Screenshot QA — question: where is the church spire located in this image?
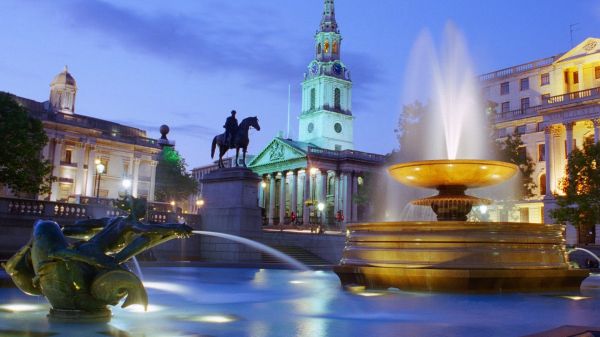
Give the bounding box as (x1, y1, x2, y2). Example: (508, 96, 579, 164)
(319, 0, 338, 33)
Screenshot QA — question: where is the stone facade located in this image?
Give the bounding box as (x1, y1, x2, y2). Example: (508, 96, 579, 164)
(482, 37, 600, 243)
(4, 67, 161, 203)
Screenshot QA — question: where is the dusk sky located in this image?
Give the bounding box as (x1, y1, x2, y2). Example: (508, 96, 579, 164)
(1, 0, 599, 168)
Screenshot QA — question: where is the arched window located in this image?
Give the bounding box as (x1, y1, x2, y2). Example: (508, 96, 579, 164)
(333, 41, 338, 54)
(334, 88, 341, 109)
(324, 40, 330, 54)
(317, 43, 321, 55)
(310, 88, 316, 110)
(328, 176, 335, 195)
(539, 174, 546, 195)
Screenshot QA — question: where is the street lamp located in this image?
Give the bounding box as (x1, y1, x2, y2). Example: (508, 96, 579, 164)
(95, 161, 105, 199)
(122, 178, 132, 193)
(317, 202, 325, 234)
(261, 181, 267, 189)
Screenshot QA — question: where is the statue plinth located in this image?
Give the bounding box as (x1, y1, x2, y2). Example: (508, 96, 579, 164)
(200, 167, 262, 263)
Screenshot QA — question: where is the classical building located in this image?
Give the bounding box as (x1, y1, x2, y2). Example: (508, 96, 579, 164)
(248, 0, 385, 228)
(6, 66, 161, 202)
(482, 37, 600, 243)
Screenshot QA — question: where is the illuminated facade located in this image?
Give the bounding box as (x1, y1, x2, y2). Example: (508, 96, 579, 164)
(247, 0, 384, 228)
(7, 67, 161, 202)
(481, 37, 600, 243)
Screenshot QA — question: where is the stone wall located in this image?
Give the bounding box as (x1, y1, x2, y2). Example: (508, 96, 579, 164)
(261, 231, 346, 263)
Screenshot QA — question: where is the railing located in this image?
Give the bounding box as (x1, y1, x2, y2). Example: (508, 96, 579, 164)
(542, 87, 600, 108)
(495, 105, 542, 123)
(308, 147, 386, 163)
(479, 55, 558, 82)
(2, 197, 89, 219)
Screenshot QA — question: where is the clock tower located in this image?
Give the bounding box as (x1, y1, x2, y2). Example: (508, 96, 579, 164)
(299, 0, 354, 151)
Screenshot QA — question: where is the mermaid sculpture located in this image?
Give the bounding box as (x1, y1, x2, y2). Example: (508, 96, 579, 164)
(2, 197, 192, 322)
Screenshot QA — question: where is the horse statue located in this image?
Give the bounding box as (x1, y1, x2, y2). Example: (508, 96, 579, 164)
(211, 116, 260, 168)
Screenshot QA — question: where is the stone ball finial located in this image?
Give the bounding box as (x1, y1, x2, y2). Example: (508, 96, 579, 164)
(159, 124, 170, 139)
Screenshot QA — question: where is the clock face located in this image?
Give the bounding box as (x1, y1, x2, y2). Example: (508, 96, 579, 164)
(311, 63, 319, 75)
(334, 122, 342, 133)
(308, 122, 314, 133)
(333, 63, 342, 75)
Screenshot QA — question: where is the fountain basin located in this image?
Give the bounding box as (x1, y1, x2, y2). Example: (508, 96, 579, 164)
(334, 221, 589, 292)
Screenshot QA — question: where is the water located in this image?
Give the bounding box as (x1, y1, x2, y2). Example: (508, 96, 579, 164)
(128, 257, 144, 282)
(1, 267, 599, 337)
(570, 247, 600, 264)
(191, 230, 310, 271)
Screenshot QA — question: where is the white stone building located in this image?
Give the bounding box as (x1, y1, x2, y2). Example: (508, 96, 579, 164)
(481, 38, 600, 243)
(6, 67, 161, 203)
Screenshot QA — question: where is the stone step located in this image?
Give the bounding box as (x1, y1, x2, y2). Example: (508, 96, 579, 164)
(261, 244, 331, 266)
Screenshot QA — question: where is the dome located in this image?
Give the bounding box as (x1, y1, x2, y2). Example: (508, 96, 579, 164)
(50, 66, 76, 87)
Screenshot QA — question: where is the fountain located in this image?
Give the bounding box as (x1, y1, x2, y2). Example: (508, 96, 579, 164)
(1, 197, 193, 322)
(334, 25, 589, 292)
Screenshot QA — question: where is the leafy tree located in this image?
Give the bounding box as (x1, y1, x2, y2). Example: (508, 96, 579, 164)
(394, 100, 428, 154)
(551, 139, 600, 241)
(0, 92, 54, 196)
(495, 132, 536, 199)
(154, 146, 198, 202)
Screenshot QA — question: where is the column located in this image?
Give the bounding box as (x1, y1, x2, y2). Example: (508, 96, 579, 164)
(578, 64, 584, 92)
(258, 176, 265, 208)
(564, 122, 574, 156)
(303, 170, 310, 225)
(544, 126, 553, 198)
(343, 172, 352, 225)
(268, 174, 276, 225)
(148, 161, 157, 201)
(319, 170, 327, 224)
(132, 158, 141, 197)
(85, 145, 96, 196)
(74, 143, 86, 202)
(279, 171, 287, 225)
(352, 173, 359, 222)
(50, 139, 63, 201)
(290, 170, 298, 216)
(333, 171, 340, 212)
(593, 119, 600, 144)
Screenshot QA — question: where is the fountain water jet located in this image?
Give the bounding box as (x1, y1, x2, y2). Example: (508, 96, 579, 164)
(192, 230, 310, 271)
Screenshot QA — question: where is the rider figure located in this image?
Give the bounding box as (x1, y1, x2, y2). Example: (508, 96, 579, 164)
(224, 110, 238, 148)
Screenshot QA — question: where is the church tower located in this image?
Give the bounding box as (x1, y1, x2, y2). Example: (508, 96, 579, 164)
(299, 0, 354, 151)
(49, 66, 77, 114)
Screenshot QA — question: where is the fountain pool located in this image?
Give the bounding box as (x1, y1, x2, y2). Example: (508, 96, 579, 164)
(1, 266, 600, 337)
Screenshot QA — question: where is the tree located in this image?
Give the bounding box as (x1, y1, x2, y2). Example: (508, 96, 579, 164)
(0, 92, 54, 196)
(495, 132, 536, 199)
(154, 146, 198, 202)
(394, 100, 428, 154)
(551, 139, 600, 243)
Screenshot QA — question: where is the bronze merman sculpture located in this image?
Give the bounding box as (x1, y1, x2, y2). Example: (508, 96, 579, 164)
(2, 197, 192, 322)
(211, 115, 260, 168)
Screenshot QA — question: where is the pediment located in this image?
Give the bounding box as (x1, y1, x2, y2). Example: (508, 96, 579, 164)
(248, 138, 307, 168)
(555, 38, 600, 63)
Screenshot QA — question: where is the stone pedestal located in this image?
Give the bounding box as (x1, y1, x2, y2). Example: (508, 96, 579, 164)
(200, 167, 262, 263)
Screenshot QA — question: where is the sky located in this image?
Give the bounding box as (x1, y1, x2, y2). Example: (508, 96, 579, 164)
(1, 0, 599, 168)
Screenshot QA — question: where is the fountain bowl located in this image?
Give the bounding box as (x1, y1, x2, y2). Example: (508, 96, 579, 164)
(388, 159, 518, 189)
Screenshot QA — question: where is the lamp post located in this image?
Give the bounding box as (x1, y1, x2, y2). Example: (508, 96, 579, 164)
(195, 198, 204, 214)
(317, 202, 325, 234)
(122, 178, 132, 195)
(95, 160, 105, 199)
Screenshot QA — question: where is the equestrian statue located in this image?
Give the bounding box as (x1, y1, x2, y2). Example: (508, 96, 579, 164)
(211, 110, 260, 168)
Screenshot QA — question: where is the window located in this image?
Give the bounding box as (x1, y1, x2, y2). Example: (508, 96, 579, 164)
(520, 97, 530, 111)
(539, 174, 547, 195)
(517, 146, 527, 162)
(519, 208, 529, 222)
(64, 149, 72, 164)
(541, 73, 550, 86)
(573, 71, 579, 84)
(515, 125, 527, 134)
(324, 40, 330, 53)
(564, 71, 569, 84)
(541, 93, 550, 103)
(501, 101, 510, 113)
(310, 88, 316, 110)
(333, 41, 338, 54)
(596, 66, 600, 79)
(497, 128, 507, 138)
(500, 82, 509, 95)
(334, 88, 341, 109)
(538, 144, 545, 162)
(520, 78, 529, 91)
(317, 43, 321, 54)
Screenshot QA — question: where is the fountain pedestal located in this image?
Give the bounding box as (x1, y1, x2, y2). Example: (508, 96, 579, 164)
(334, 160, 589, 292)
(200, 167, 262, 263)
